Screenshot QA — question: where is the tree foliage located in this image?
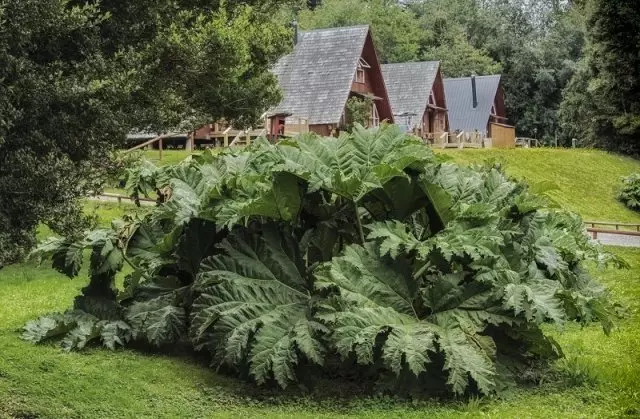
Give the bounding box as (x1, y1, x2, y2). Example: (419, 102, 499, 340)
(0, 0, 294, 265)
(618, 174, 640, 211)
(343, 96, 374, 132)
(26, 125, 622, 396)
(559, 0, 640, 154)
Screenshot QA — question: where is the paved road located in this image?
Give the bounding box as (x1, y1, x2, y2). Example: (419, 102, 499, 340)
(595, 232, 640, 248)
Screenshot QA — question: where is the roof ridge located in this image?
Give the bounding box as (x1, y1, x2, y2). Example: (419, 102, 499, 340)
(299, 25, 370, 35)
(382, 60, 440, 67)
(445, 74, 502, 81)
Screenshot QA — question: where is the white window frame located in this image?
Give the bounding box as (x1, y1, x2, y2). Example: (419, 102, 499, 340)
(355, 57, 370, 84)
(370, 102, 380, 127)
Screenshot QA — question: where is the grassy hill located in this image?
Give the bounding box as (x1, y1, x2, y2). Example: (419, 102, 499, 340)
(437, 148, 640, 223)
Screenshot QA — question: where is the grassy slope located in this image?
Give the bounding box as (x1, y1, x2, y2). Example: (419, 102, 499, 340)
(437, 148, 640, 223)
(0, 204, 639, 417)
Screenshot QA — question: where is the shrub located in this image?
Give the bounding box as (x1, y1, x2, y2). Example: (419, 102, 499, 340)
(25, 125, 624, 396)
(618, 173, 640, 211)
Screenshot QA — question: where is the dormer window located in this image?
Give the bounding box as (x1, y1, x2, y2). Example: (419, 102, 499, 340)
(355, 57, 370, 84)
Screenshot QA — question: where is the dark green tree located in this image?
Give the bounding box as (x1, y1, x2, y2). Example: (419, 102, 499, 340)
(0, 0, 293, 265)
(560, 0, 640, 154)
(298, 0, 423, 63)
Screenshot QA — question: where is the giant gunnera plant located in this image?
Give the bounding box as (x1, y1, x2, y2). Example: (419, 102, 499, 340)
(25, 125, 623, 396)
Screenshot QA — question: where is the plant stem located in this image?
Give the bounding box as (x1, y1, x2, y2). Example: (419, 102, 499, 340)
(413, 262, 430, 280)
(354, 201, 365, 244)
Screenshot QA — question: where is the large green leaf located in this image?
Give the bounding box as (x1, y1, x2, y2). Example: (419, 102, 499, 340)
(214, 172, 303, 227)
(315, 243, 497, 394)
(279, 124, 434, 202)
(190, 225, 324, 388)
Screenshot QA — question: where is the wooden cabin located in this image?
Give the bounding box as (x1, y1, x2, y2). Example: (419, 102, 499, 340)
(267, 25, 394, 138)
(381, 61, 449, 141)
(443, 75, 515, 148)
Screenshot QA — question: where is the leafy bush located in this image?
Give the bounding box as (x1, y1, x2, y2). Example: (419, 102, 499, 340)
(618, 173, 640, 211)
(25, 125, 623, 396)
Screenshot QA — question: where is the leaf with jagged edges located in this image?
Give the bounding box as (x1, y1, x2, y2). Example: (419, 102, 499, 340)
(420, 224, 504, 265)
(155, 165, 217, 226)
(126, 295, 187, 347)
(22, 310, 132, 351)
(190, 225, 324, 388)
(437, 321, 496, 395)
(279, 124, 434, 202)
(29, 230, 122, 279)
(366, 220, 421, 259)
(503, 280, 566, 324)
(423, 273, 517, 331)
(214, 172, 303, 228)
(125, 221, 176, 273)
(100, 321, 132, 350)
(22, 312, 77, 344)
(315, 243, 496, 394)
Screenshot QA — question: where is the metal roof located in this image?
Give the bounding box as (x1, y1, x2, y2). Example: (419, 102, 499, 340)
(444, 75, 501, 133)
(381, 61, 440, 120)
(270, 26, 370, 125)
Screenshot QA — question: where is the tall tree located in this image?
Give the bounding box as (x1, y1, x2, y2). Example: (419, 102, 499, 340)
(298, 0, 423, 63)
(560, 0, 640, 154)
(0, 0, 293, 265)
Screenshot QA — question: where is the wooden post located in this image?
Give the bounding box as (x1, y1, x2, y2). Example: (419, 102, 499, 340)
(186, 131, 195, 151)
(246, 130, 251, 146)
(159, 137, 163, 161)
(224, 133, 229, 147)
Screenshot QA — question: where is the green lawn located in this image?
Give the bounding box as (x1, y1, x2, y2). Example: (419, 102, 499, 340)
(141, 149, 196, 166)
(36, 201, 143, 240)
(437, 148, 640, 223)
(1, 241, 638, 418)
(140, 149, 223, 166)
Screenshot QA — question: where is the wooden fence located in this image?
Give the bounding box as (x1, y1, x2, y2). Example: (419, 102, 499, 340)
(584, 221, 640, 239)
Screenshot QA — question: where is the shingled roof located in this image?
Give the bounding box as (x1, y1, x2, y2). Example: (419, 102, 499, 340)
(381, 61, 440, 119)
(270, 26, 371, 125)
(444, 75, 502, 133)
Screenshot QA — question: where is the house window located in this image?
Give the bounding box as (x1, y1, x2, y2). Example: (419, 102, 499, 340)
(370, 102, 380, 127)
(355, 57, 371, 84)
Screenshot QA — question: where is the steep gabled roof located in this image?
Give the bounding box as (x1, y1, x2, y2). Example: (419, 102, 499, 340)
(381, 61, 440, 118)
(270, 26, 370, 125)
(444, 75, 502, 133)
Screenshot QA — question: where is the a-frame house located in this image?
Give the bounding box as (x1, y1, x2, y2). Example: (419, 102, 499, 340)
(381, 61, 449, 141)
(444, 75, 515, 148)
(268, 25, 394, 137)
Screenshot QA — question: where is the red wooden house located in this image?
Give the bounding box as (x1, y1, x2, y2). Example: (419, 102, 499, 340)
(381, 61, 449, 141)
(267, 25, 394, 137)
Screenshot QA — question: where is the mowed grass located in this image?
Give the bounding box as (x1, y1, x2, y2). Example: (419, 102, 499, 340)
(437, 148, 640, 223)
(141, 149, 222, 166)
(0, 202, 638, 417)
